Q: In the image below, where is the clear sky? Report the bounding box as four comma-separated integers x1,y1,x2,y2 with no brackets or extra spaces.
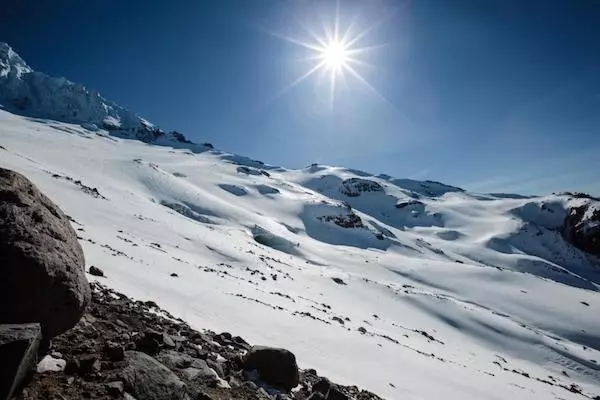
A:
1,0,599,195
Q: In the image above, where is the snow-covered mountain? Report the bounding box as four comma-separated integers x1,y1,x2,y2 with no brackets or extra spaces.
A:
1,43,600,400
0,42,211,152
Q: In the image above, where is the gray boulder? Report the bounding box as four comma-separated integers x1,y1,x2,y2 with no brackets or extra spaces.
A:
121,351,187,400
242,346,299,391
0,168,90,338
0,323,42,400
182,359,219,383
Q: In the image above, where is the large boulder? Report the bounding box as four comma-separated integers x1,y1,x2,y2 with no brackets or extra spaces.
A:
121,351,187,400
0,168,90,338
242,346,299,391
0,323,42,400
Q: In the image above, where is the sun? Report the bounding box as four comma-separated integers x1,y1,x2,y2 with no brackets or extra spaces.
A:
265,4,384,106
320,40,350,71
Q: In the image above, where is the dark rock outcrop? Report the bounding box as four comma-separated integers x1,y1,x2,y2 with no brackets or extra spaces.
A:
331,278,347,285
0,168,90,338
395,200,424,209
563,203,600,257
88,266,104,277
242,346,300,391
312,378,332,395
340,178,383,197
326,387,349,400
318,212,364,229
0,324,42,400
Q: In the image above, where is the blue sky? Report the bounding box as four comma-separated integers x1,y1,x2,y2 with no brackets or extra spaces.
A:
1,0,599,195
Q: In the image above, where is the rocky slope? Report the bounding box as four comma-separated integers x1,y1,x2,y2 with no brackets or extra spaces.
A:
22,282,381,400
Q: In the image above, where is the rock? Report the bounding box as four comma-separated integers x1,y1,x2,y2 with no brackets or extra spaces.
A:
312,378,332,395
136,332,161,355
232,335,251,351
395,200,424,209
64,359,79,375
242,346,299,391
88,266,104,277
106,381,124,397
307,393,326,400
331,277,346,285
170,273,178,277
319,212,364,229
228,375,243,388
104,341,125,361
340,178,383,197
206,358,224,378
77,354,101,375
162,333,176,348
122,351,187,400
232,335,246,344
242,381,258,390
326,387,349,400
0,168,91,338
563,202,600,256
157,350,194,369
197,393,214,400
0,323,42,400
36,354,66,373
184,359,219,383
357,327,367,334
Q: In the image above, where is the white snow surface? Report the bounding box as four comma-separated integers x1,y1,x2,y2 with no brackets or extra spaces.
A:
1,110,600,400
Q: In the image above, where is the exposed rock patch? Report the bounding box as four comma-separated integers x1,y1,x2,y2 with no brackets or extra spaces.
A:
563,202,600,257
339,178,383,197
318,212,363,229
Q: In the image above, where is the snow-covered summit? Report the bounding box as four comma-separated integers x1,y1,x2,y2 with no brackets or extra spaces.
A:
0,43,211,152
0,42,32,78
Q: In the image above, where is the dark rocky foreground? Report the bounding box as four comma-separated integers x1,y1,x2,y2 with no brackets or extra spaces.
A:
15,282,384,400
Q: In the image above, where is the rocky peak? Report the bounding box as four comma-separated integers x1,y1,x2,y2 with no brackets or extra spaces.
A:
0,43,213,154
0,42,32,78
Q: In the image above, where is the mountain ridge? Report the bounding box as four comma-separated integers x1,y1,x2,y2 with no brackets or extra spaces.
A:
0,42,216,154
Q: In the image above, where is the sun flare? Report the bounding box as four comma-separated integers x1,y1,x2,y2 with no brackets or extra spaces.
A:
320,40,350,71
266,3,387,106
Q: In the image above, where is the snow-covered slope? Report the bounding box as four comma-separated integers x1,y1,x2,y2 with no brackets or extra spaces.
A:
1,43,600,400
2,111,600,400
